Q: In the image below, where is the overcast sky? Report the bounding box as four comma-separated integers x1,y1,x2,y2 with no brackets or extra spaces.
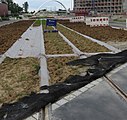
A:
14,0,73,12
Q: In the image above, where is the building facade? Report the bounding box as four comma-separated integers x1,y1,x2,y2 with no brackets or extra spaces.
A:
73,0,125,16
0,0,8,16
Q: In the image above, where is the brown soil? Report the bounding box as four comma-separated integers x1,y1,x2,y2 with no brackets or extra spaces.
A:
0,57,40,104
58,20,127,42
57,24,110,53
0,20,34,54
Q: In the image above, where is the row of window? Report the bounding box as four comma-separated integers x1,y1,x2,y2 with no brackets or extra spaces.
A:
76,3,122,6
74,0,122,3
75,6,122,9
75,9,122,13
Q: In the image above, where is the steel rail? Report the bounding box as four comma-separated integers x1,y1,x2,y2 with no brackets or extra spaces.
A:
104,76,127,102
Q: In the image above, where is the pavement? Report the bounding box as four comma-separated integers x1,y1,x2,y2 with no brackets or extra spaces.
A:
0,20,19,27
109,21,126,28
110,66,127,94
51,64,127,120
5,25,42,58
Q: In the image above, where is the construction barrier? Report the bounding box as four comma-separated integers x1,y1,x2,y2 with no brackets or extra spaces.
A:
70,16,85,22
86,17,109,27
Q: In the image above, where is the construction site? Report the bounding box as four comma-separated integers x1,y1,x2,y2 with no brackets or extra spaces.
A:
0,0,127,120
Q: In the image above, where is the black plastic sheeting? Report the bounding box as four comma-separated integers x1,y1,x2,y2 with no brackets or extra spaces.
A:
1,50,127,120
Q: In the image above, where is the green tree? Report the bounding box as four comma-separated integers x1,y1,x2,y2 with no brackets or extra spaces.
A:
6,0,23,15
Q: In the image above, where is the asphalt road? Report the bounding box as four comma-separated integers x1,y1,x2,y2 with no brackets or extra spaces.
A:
0,20,19,27
109,21,126,28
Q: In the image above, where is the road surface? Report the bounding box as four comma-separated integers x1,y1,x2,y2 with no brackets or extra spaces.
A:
0,20,19,27
109,21,126,28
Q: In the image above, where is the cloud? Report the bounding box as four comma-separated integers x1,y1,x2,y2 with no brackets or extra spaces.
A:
14,0,73,11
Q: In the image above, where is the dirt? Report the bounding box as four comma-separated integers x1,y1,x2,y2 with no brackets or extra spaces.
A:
58,20,127,42
0,57,40,104
57,24,110,53
0,20,34,54
48,57,76,84
47,57,86,85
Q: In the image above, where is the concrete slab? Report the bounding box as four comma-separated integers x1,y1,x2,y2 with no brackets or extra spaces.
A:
5,26,42,58
52,80,127,120
110,66,127,94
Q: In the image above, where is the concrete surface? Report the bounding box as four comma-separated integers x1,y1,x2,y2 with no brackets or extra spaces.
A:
109,21,126,28
52,80,127,120
110,66,127,94
5,26,42,58
0,20,19,27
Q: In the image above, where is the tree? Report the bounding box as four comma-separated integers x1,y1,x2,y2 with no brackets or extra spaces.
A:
23,2,29,13
6,0,23,15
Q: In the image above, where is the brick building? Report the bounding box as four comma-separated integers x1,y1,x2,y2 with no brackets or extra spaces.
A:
73,0,125,16
0,0,8,16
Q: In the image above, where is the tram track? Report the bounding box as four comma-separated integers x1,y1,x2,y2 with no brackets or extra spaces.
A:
104,76,127,102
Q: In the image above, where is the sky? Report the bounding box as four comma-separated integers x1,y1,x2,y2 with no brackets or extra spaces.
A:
14,0,73,12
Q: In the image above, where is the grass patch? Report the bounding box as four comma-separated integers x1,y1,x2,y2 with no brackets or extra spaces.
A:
44,31,73,54
42,21,73,54
33,20,42,27
0,57,40,104
47,57,88,85
57,24,110,53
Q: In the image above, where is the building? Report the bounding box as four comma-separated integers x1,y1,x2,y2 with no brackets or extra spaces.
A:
123,0,127,13
0,0,8,16
73,0,125,16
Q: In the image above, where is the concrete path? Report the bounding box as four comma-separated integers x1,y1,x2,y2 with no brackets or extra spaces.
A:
52,79,127,120
0,20,19,27
5,26,42,58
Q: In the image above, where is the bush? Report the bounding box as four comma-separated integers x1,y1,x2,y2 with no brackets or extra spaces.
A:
1,16,9,21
